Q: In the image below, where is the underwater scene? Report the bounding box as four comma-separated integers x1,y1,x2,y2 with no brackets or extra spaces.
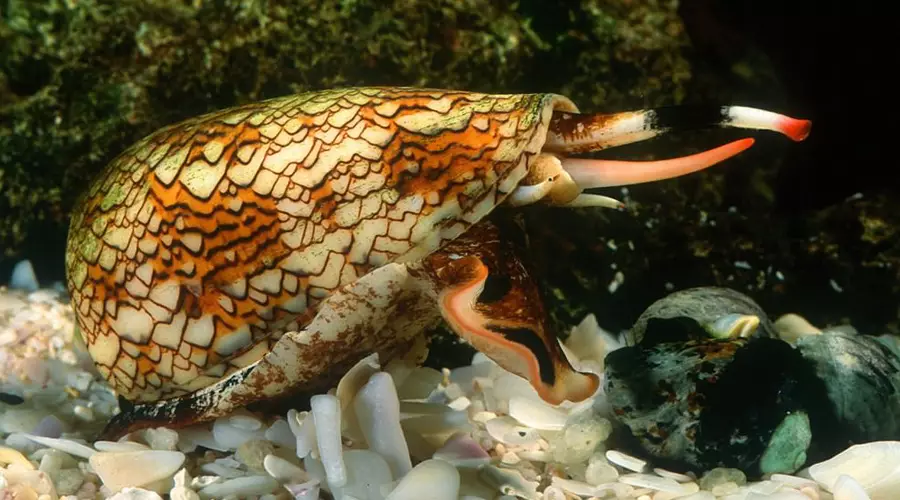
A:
1,0,897,499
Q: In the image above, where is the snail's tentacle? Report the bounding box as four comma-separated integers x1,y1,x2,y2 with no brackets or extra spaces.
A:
544,105,811,153
561,138,755,189
558,193,624,209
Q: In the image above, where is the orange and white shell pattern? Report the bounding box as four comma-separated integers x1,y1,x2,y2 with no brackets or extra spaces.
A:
65,87,579,402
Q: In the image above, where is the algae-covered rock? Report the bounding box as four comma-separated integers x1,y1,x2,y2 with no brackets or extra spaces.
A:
0,0,690,266
604,289,900,477
604,336,834,476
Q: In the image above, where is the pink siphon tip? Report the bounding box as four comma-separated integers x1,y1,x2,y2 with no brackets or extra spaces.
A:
778,117,812,142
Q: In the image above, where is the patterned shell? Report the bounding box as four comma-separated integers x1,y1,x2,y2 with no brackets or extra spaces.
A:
65,87,578,402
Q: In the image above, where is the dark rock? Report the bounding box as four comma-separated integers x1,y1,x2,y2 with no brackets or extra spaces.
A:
796,330,900,443
604,336,840,476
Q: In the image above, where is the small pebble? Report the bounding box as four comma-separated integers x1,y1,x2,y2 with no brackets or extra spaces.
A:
55,468,86,496
23,434,96,459
144,428,180,451
235,439,275,472
550,410,611,464
699,467,747,490
585,454,619,485
710,481,740,496
10,260,39,292
30,415,65,438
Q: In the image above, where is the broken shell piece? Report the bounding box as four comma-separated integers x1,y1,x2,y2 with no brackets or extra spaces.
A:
337,353,381,443
432,432,491,468
653,467,694,483
618,473,688,493
585,454,619,485
212,416,265,450
302,456,328,490
590,481,636,498
449,361,494,389
550,409,612,464
227,411,263,431
263,454,309,483
264,418,295,449
290,410,317,459
196,475,279,498
565,314,623,367
400,411,472,436
606,450,646,472
832,474,871,500
485,416,540,446
94,441,151,453
143,427,180,451
284,480,321,499
479,465,539,499
493,373,543,406
550,476,596,497
385,459,460,500
89,450,185,493
399,401,454,415
808,441,900,499
508,397,567,431
775,313,823,344
384,359,416,391
177,425,227,453
108,488,164,500
770,473,819,490
396,367,443,400
337,354,381,410
354,372,412,478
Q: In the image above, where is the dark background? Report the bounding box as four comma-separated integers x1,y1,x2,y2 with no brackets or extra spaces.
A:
679,0,897,212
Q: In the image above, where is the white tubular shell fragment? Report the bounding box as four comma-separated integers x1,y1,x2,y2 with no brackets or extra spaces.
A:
23,434,96,459
606,450,647,473
310,394,347,488
289,409,317,460
385,459,460,500
337,353,381,443
353,372,413,479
